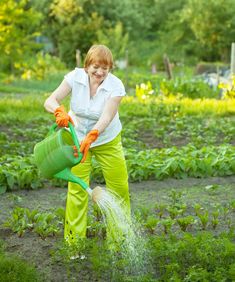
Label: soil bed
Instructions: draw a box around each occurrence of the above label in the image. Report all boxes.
[0,176,234,281]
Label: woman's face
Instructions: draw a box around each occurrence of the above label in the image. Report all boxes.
[86,63,109,84]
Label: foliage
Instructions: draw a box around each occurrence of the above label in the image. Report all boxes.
[0,71,67,93]
[3,206,63,239]
[150,232,235,281]
[1,182,235,281]
[46,0,106,67]
[113,68,163,92]
[96,22,129,61]
[91,144,235,183]
[1,0,235,70]
[155,0,235,63]
[56,12,105,67]
[0,155,43,193]
[0,80,234,190]
[0,254,41,282]
[218,76,235,99]
[159,77,220,99]
[15,52,66,80]
[135,77,220,99]
[181,0,235,62]
[0,0,42,73]
[121,95,235,116]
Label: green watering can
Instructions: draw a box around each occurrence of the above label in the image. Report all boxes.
[34,122,92,195]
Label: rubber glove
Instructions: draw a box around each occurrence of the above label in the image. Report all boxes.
[54,105,74,127]
[73,145,79,158]
[80,130,99,162]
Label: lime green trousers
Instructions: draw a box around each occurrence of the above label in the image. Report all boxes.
[64,133,130,242]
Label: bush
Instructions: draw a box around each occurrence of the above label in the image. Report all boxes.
[158,77,220,99]
[14,52,66,81]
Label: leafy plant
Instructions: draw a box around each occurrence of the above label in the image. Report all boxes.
[177,216,195,232]
[3,206,34,237]
[197,210,209,230]
[3,207,62,239]
[218,76,235,99]
[150,232,235,281]
[34,212,60,239]
[144,215,158,234]
[154,203,166,219]
[158,218,175,235]
[0,253,42,282]
[211,210,219,230]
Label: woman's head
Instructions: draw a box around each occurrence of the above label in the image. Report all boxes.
[84,45,113,70]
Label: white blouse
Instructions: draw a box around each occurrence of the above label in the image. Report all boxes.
[65,68,126,147]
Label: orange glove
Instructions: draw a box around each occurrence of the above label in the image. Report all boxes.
[54,105,74,127]
[80,130,99,163]
[73,145,79,158]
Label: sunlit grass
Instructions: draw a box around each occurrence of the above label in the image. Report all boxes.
[0,71,67,94]
[0,93,70,121]
[122,96,235,116]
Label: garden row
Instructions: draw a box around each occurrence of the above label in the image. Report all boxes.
[1,143,234,193]
[0,92,234,192]
[1,184,234,281]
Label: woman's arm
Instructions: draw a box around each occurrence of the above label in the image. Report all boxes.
[44,79,71,113]
[93,96,123,134]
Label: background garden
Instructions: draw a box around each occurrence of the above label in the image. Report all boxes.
[0,0,235,281]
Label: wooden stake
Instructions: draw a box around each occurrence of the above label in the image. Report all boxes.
[163,54,173,80]
[231,43,235,76]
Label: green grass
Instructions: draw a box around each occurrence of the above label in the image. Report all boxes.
[0,71,67,94]
[0,254,42,282]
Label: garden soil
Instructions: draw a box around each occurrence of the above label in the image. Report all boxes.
[0,176,235,281]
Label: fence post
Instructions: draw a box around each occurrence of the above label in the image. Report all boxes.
[163,54,173,80]
[231,42,235,76]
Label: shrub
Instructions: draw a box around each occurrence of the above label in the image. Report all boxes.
[14,52,66,81]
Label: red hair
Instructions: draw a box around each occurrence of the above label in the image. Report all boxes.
[84,45,113,69]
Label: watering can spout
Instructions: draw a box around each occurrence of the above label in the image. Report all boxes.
[55,168,93,196]
[54,168,88,190]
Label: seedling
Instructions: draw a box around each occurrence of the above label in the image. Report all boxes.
[197,210,209,230]
[168,189,184,205]
[159,218,175,235]
[144,215,159,234]
[177,216,195,232]
[211,210,219,230]
[4,207,61,239]
[3,206,33,237]
[167,206,180,220]
[154,203,166,219]
[194,203,203,216]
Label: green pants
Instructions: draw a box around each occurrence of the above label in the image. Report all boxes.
[64,133,130,242]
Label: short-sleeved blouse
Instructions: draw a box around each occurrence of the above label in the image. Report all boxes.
[65,68,126,147]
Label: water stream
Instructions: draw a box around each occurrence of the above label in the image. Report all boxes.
[95,188,149,276]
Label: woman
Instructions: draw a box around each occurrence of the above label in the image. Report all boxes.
[44,44,130,243]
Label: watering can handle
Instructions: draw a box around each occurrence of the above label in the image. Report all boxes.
[68,122,80,150]
[49,122,80,151]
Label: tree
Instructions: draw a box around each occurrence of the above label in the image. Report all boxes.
[46,0,105,66]
[0,0,42,73]
[96,22,129,61]
[181,0,235,62]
